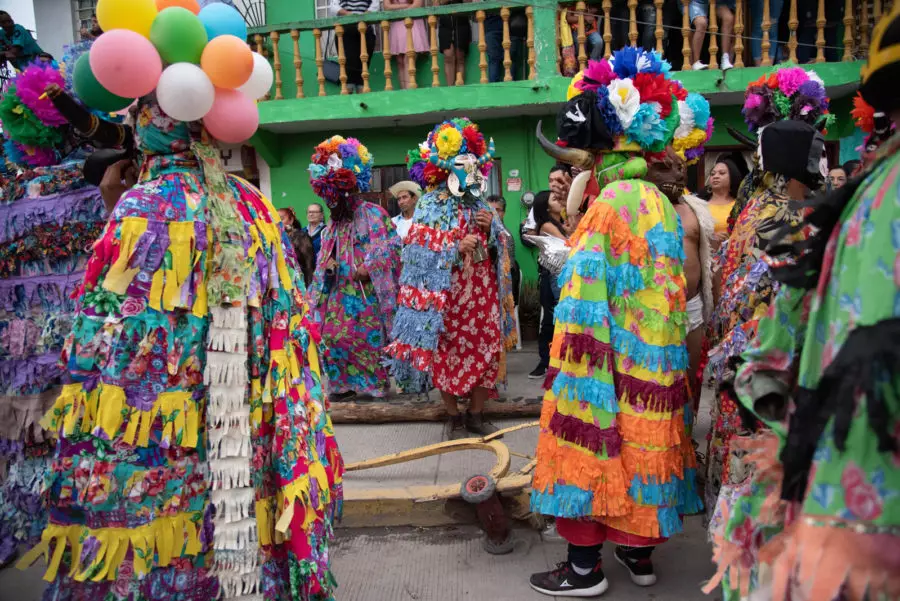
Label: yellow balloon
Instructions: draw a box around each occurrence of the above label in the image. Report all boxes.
[567,71,584,100]
[96,0,158,38]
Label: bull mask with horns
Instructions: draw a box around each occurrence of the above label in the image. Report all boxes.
[429,138,495,198]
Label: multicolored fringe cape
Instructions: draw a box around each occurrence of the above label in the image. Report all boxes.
[0,160,104,565]
[705,135,900,601]
[531,174,702,539]
[387,186,517,393]
[19,117,342,600]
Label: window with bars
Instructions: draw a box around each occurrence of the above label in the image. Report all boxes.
[72,0,99,41]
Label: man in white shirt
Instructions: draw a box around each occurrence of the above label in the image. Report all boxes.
[389,180,421,241]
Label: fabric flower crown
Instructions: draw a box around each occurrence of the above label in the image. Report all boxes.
[406,118,493,190]
[742,65,834,133]
[308,135,374,198]
[0,61,68,168]
[570,47,688,155]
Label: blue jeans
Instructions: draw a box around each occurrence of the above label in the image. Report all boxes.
[485,15,523,83]
[749,0,783,61]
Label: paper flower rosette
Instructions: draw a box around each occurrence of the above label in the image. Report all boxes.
[0,62,69,168]
[406,118,493,190]
[308,135,374,200]
[741,65,835,132]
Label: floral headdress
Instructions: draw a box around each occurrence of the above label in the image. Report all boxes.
[308,135,374,204]
[406,118,493,190]
[0,61,68,167]
[569,47,686,156]
[742,65,834,133]
[672,93,713,165]
[850,91,895,163]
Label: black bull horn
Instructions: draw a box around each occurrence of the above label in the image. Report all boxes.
[535,121,595,171]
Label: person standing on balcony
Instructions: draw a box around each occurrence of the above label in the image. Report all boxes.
[389,119,517,439]
[560,4,603,77]
[485,7,527,82]
[686,0,735,70]
[438,0,472,85]
[748,0,783,65]
[385,0,429,89]
[330,0,380,93]
[389,180,421,240]
[305,202,326,258]
[308,136,401,401]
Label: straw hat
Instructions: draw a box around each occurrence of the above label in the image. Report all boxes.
[389,181,422,198]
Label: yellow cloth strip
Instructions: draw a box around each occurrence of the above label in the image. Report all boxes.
[17,512,203,582]
[41,382,199,449]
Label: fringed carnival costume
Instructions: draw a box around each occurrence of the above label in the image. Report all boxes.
[704,65,834,518]
[387,119,517,399]
[0,59,106,567]
[528,49,702,596]
[705,9,900,599]
[15,37,343,601]
[306,136,401,400]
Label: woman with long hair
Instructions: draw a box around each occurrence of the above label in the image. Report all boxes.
[705,158,741,248]
[277,207,315,287]
[529,190,567,379]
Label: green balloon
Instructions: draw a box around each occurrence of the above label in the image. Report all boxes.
[72,54,133,113]
[150,7,209,65]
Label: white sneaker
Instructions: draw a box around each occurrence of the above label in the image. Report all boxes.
[721,53,734,70]
[692,61,708,71]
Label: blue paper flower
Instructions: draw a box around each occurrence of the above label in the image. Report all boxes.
[611,47,640,79]
[595,87,625,135]
[685,93,710,130]
[626,103,668,149]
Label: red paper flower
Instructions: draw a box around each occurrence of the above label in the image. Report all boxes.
[633,73,674,116]
[851,93,875,133]
[422,162,446,185]
[462,125,486,156]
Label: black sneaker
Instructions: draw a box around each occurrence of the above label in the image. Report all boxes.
[529,561,609,597]
[614,546,657,587]
[464,411,500,437]
[443,413,468,440]
[528,365,548,379]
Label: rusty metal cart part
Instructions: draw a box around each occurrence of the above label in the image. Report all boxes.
[460,474,515,555]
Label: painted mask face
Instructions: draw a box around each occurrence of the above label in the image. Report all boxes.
[447,154,486,198]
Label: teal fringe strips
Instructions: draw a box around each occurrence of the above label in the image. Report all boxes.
[656,506,684,538]
[645,222,685,261]
[555,296,612,329]
[558,251,647,296]
[531,483,594,518]
[610,325,688,372]
[551,372,617,412]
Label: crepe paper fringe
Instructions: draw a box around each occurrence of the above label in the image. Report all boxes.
[40,382,200,448]
[17,511,204,582]
[0,389,59,441]
[645,222,687,261]
[210,457,252,490]
[213,518,260,551]
[628,468,700,509]
[396,284,448,313]
[212,488,257,525]
[397,242,455,292]
[571,201,650,266]
[617,409,685,449]
[559,251,647,296]
[542,366,561,390]
[621,442,686,484]
[205,353,250,387]
[388,305,445,351]
[602,502,682,540]
[0,354,63,397]
[559,333,614,370]
[615,371,688,413]
[549,410,622,456]
[611,325,689,373]
[554,296,613,329]
[551,372,617,412]
[0,271,84,313]
[0,188,102,245]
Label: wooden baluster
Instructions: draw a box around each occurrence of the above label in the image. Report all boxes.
[709,0,719,69]
[313,29,326,96]
[255,34,271,100]
[335,25,348,95]
[860,0,870,58]
[477,10,489,83]
[628,0,638,46]
[429,15,440,87]
[527,6,536,80]
[788,0,798,62]
[815,0,826,62]
[875,0,882,21]
[576,1,588,69]
[359,22,371,93]
[404,18,417,89]
[733,0,745,67]
[291,30,304,99]
[501,7,513,81]
[271,31,283,99]
[842,0,854,60]
[681,0,691,69]
[603,0,612,58]
[381,21,393,91]
[655,0,665,52]
[761,0,772,65]
[555,6,562,72]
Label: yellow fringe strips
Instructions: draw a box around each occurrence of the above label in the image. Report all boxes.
[532,434,632,517]
[254,218,293,293]
[101,218,208,317]
[41,382,199,448]
[17,512,203,582]
[255,495,286,547]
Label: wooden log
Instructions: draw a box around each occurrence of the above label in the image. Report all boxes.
[329,393,543,424]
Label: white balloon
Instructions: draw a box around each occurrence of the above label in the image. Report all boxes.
[156,63,216,122]
[238,52,274,100]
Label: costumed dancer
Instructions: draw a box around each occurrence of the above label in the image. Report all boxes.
[528,49,702,597]
[704,8,900,599]
[850,91,896,173]
[307,136,401,401]
[388,118,517,439]
[0,60,106,567]
[704,65,833,517]
[16,7,343,600]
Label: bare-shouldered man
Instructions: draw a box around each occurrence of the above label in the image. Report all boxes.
[646,147,714,411]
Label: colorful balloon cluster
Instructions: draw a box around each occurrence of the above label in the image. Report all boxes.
[0,62,68,167]
[405,118,492,190]
[76,0,272,143]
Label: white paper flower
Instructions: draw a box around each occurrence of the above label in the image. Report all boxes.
[806,70,824,87]
[674,100,696,139]
[636,53,653,73]
[607,78,642,130]
[327,153,343,172]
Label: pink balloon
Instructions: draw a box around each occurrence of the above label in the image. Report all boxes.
[89,30,162,98]
[203,88,259,144]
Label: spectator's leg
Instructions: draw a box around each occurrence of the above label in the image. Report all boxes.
[443,47,457,86]
[588,30,605,59]
[748,0,763,64]
[638,0,656,51]
[485,15,504,83]
[766,0,783,61]
[824,0,842,62]
[343,25,363,88]
[795,0,816,63]
[396,55,408,89]
[717,4,734,60]
[692,15,708,65]
[511,35,524,80]
[611,0,629,51]
[455,48,467,84]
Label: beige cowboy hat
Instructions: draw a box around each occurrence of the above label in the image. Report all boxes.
[389,181,422,198]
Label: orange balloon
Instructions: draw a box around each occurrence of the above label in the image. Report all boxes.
[201,35,254,89]
[155,0,200,14]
